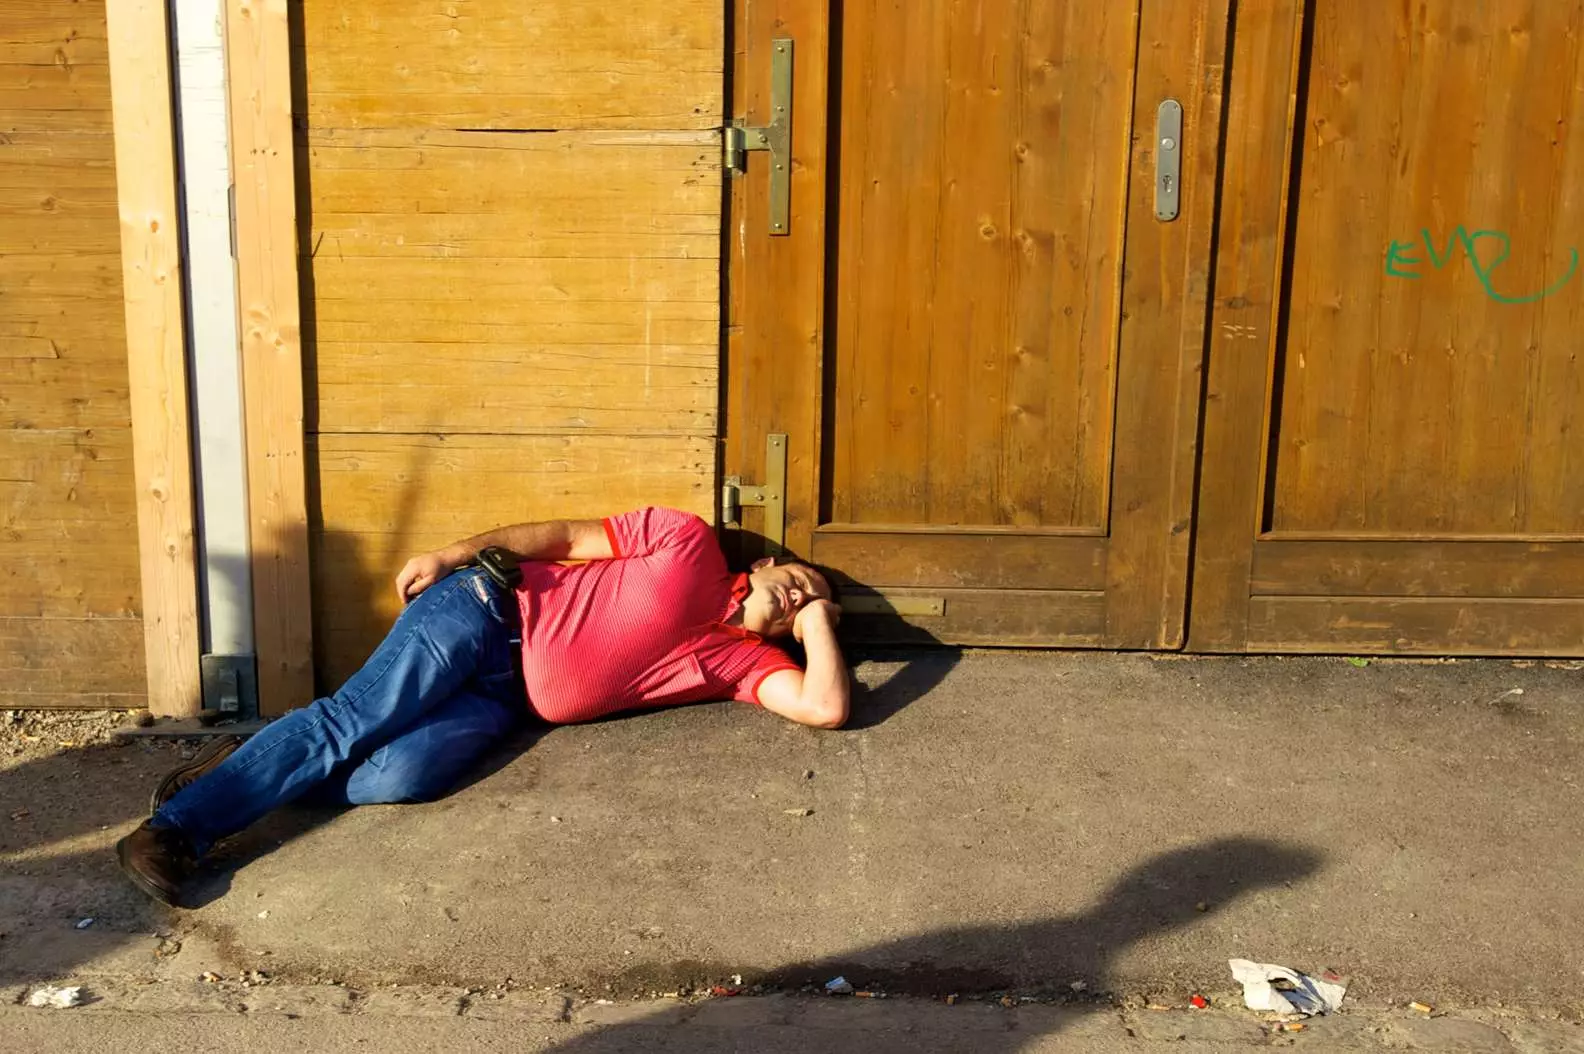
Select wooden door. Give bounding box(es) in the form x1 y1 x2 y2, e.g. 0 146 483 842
727 0 1231 647
1194 0 1584 655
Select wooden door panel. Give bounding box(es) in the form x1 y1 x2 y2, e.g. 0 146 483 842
728 0 1229 647
1251 541 1584 599
809 531 1105 591
834 588 1106 647
1247 598 1584 656
1268 0 1584 536
1193 0 1584 656
829 0 1136 529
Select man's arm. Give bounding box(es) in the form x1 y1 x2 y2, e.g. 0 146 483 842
755 600 849 730
395 519 613 601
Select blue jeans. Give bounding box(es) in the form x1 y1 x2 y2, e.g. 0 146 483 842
154 569 523 855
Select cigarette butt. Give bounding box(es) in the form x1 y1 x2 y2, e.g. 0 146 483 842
1409 1001 1433 1014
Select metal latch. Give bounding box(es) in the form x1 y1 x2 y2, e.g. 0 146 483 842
721 433 788 553
725 37 793 236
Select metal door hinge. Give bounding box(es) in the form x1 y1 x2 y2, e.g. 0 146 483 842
725 37 793 236
721 433 788 554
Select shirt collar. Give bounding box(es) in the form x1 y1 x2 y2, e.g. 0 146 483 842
718 573 760 640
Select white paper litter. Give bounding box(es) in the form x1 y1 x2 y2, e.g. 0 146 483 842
1228 959 1346 1016
26 985 84 1009
825 976 854 995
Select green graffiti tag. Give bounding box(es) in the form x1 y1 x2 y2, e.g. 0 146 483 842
1384 227 1580 304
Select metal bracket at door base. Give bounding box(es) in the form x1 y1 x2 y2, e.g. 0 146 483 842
724 37 793 236
722 433 788 554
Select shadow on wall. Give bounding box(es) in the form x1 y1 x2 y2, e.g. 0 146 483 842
540 837 1325 1053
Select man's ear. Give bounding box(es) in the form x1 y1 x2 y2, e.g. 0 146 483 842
749 556 775 572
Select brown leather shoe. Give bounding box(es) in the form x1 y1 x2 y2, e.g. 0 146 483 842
116 821 195 906
150 734 243 815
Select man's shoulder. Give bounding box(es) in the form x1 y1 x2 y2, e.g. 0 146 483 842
605 507 721 563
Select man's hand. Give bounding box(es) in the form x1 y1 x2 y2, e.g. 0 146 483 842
395 549 462 603
792 597 841 643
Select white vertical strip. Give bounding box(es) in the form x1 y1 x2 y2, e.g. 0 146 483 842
173 0 253 655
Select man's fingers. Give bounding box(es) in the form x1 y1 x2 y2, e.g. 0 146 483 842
394 560 423 602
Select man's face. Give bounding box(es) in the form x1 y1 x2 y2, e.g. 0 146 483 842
741 559 833 638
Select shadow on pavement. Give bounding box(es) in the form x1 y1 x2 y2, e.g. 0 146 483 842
844 647 963 730
542 837 1324 1053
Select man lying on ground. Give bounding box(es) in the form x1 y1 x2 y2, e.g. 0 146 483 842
117 506 848 906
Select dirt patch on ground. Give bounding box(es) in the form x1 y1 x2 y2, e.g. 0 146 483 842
2 710 147 761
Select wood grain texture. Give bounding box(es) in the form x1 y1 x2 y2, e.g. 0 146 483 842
1247 597 1584 656
310 343 717 436
301 131 722 436
1 0 144 707
1270 0 1584 536
1187 0 1305 650
828 0 1135 528
297 0 723 131
1252 540 1584 599
0 616 147 709
1102 0 1231 648
810 531 1106 592
308 432 713 689
306 302 719 348
228 0 314 716
0 427 141 618
105 0 201 715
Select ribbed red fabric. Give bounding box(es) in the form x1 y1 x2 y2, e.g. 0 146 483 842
513 507 799 724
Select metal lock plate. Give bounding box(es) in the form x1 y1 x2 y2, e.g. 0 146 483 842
1155 98 1182 222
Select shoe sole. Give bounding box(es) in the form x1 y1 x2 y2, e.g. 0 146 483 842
149 734 243 815
115 834 181 907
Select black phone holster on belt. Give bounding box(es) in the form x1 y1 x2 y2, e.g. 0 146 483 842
474 546 522 590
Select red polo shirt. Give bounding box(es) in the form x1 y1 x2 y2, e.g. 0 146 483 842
513 507 800 725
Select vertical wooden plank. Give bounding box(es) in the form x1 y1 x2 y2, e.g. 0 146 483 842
1529 4 1584 532
1267 0 1584 537
104 0 201 715
829 0 943 526
1003 0 1135 530
925 0 1017 526
724 0 830 558
226 0 313 715
1273 2 1411 533
1104 0 1232 648
1187 0 1305 650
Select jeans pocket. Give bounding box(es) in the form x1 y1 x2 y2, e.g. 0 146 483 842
465 571 514 627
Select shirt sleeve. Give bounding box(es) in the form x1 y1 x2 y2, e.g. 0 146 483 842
602 507 713 561
722 640 802 706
